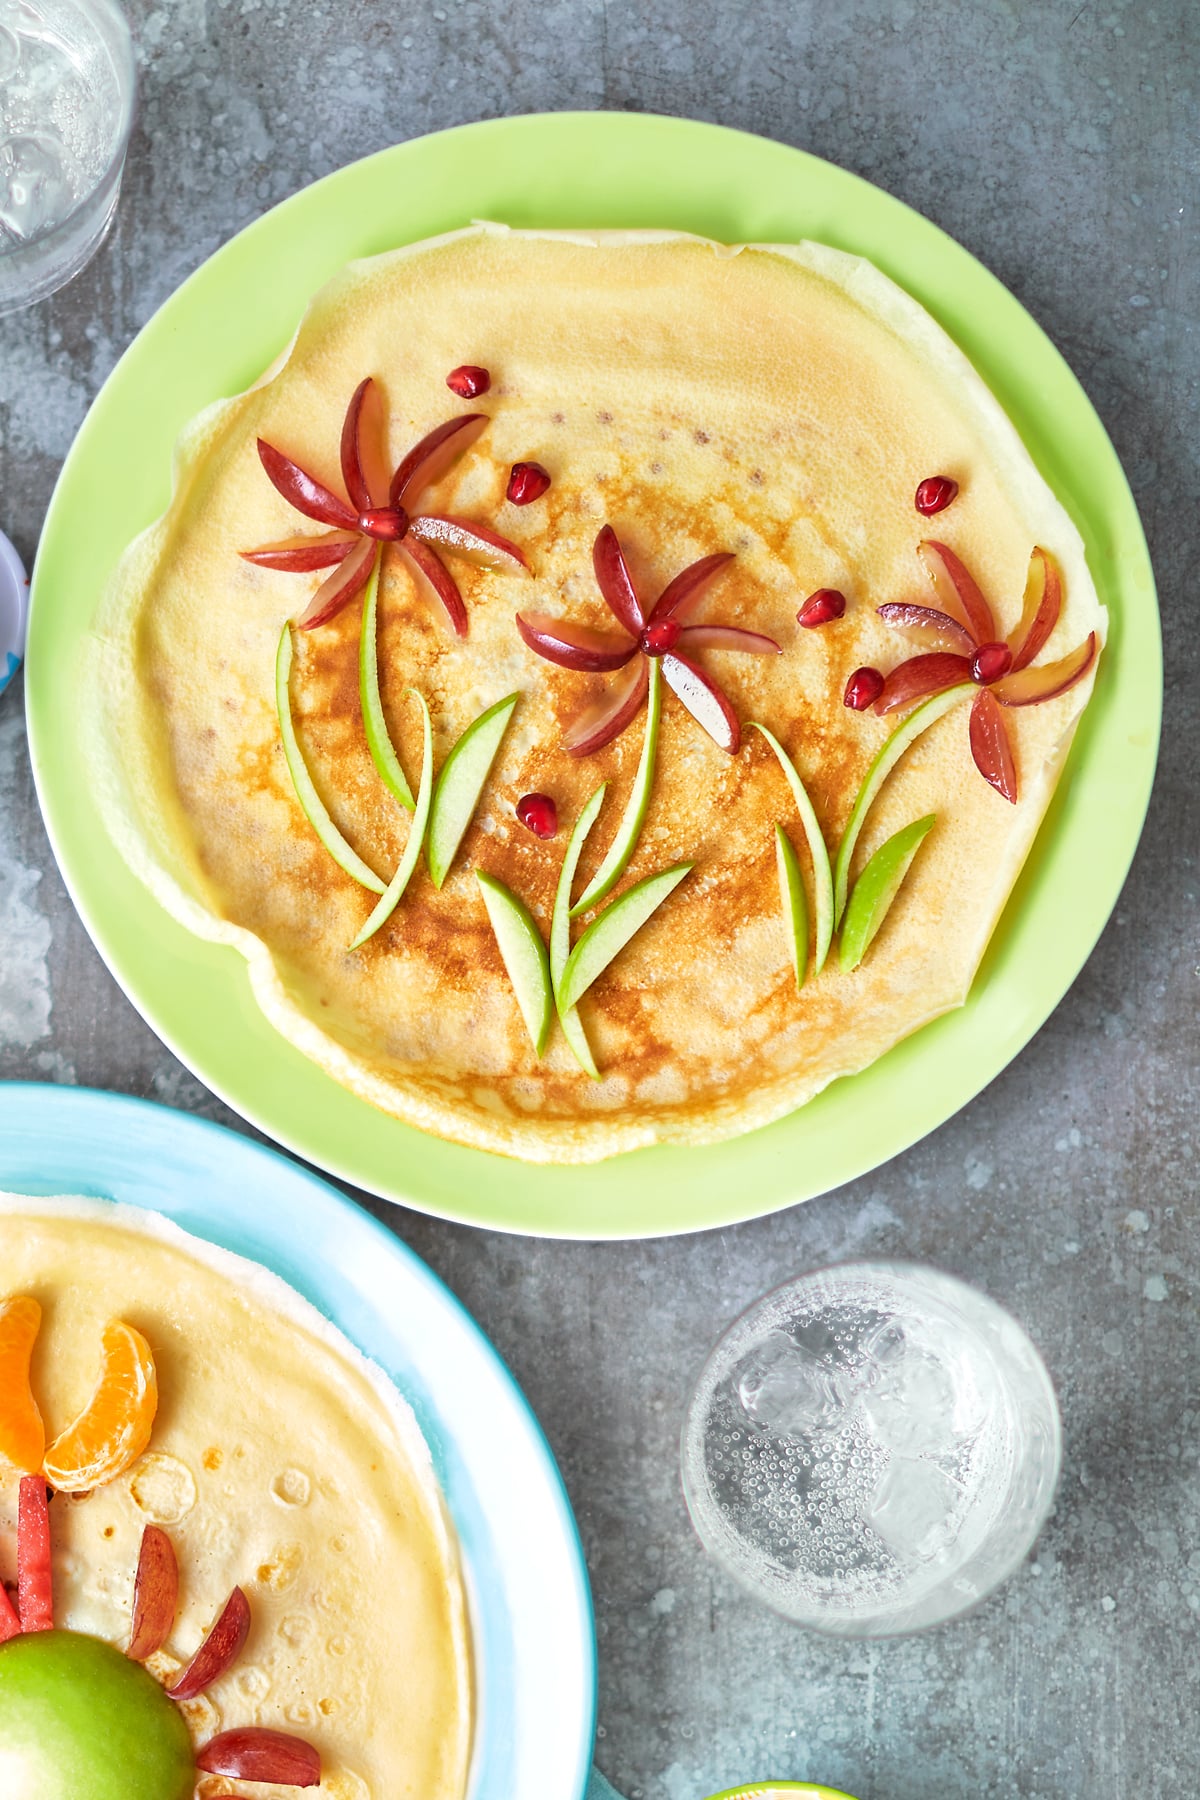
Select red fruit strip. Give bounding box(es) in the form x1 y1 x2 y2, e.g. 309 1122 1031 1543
506 461 552 505
563 656 649 757
675 624 781 656
340 377 391 513
167 1586 250 1701
516 611 637 673
0 1583 20 1643
390 414 488 507
649 552 736 624
969 689 1018 803
240 531 358 572
402 538 469 637
17 1477 52 1632
876 602 975 656
257 439 357 530
196 1726 321 1787
874 651 973 715
592 525 645 635
661 650 741 754
128 1525 178 1661
918 541 995 645
296 537 376 630
1007 547 1063 672
992 631 1097 707
446 364 490 399
409 513 528 572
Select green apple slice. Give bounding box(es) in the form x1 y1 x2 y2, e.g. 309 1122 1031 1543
703 1786 862 1799
276 623 385 893
427 693 519 889
840 813 936 971
476 871 553 1055
348 690 434 950
774 822 810 991
570 656 661 917
749 722 834 974
359 548 416 812
834 682 972 922
551 783 608 1078
559 861 693 1014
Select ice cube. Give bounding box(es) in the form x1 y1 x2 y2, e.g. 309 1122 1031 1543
0 24 20 83
867 1456 961 1563
860 1315 990 1455
0 133 71 242
736 1330 848 1438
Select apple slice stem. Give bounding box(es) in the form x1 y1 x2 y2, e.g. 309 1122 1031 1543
427 694 519 889
748 723 834 975
840 814 937 971
774 823 810 992
348 691 434 950
551 785 608 1078
276 625 386 892
359 551 416 813
476 872 553 1056
571 656 662 917
834 683 972 922
559 862 693 1015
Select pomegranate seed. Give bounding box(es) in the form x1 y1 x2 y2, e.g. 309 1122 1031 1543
914 475 958 516
639 618 682 657
843 666 885 710
516 793 558 839
357 506 407 541
797 588 846 629
506 462 551 505
446 364 490 399
971 641 1013 685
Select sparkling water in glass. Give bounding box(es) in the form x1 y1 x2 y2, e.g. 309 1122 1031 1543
0 0 133 313
681 1262 1061 1636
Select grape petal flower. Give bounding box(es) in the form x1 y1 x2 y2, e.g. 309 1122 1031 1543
516 525 780 756
874 541 1098 803
241 377 528 636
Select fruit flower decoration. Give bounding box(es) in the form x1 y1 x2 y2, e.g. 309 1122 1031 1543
0 1296 320 1798
516 523 780 756
872 540 1098 802
242 375 528 634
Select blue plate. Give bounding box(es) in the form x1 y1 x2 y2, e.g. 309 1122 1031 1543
0 1083 596 1799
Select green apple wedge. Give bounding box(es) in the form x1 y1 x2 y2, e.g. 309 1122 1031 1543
703 1786 862 1800
276 623 385 893
348 690 434 950
839 813 936 972
559 861 693 1015
570 656 661 917
834 683 972 922
359 548 416 812
476 872 553 1056
749 722 833 976
427 693 519 889
774 823 810 992
551 784 608 1078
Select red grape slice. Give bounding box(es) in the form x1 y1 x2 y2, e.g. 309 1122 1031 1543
296 538 376 630
167 1586 250 1701
992 631 1097 706
1006 547 1063 672
17 1476 52 1632
127 1525 178 1662
876 603 975 656
516 612 636 673
390 414 488 507
675 624 780 656
196 1726 320 1787
649 552 735 624
410 514 528 573
874 652 973 715
969 689 1018 803
240 531 358 572
402 538 469 636
257 439 357 530
592 526 645 635
661 650 740 753
563 657 649 757
918 540 995 645
340 376 391 512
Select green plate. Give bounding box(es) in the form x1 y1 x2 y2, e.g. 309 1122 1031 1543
26 113 1160 1240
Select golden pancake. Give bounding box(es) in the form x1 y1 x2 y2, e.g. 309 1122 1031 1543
0 1196 471 1800
86 227 1105 1162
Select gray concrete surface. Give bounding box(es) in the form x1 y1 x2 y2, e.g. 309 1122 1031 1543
0 3 1196 1796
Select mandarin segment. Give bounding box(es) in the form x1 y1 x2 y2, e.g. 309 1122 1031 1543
42 1320 157 1493
0 1295 45 1474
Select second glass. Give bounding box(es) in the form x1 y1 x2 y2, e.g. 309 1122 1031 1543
681 1262 1061 1637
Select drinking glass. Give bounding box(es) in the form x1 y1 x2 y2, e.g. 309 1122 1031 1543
681 1262 1061 1637
0 0 134 314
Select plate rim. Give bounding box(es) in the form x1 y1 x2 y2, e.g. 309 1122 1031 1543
24 110 1162 1238
0 1079 598 1800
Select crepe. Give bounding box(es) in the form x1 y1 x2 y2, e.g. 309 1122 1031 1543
0 1196 472 1800
86 226 1105 1162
